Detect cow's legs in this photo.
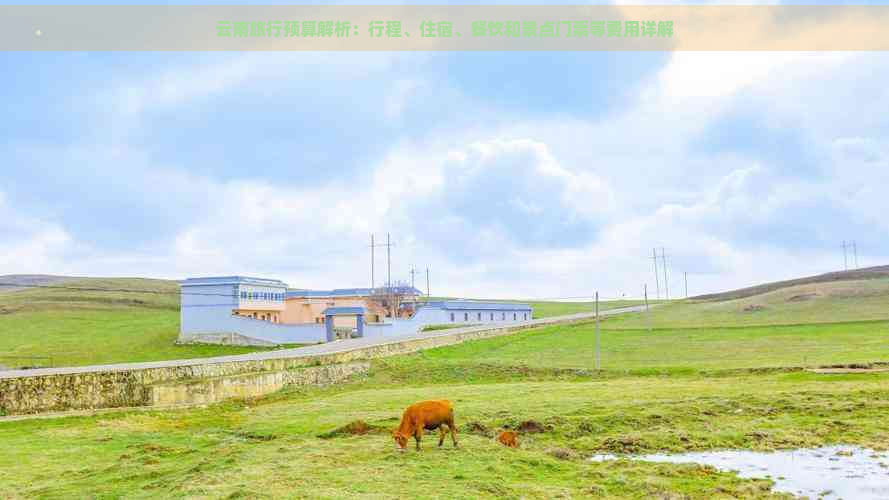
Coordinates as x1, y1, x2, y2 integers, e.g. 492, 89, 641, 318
438, 427, 447, 447
447, 420, 459, 448
414, 428, 423, 451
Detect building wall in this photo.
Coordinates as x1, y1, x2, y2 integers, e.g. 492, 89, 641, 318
282, 296, 387, 325
362, 304, 532, 338
442, 309, 531, 324
180, 282, 239, 336
179, 315, 326, 345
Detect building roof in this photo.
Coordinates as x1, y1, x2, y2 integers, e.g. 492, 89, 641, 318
287, 286, 423, 299
421, 300, 532, 311
180, 276, 288, 287
322, 306, 367, 316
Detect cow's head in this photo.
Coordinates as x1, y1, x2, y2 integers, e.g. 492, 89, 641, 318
392, 430, 408, 451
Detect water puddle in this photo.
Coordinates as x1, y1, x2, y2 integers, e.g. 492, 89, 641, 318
590, 445, 889, 499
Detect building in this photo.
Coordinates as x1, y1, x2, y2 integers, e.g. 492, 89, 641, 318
282, 286, 422, 325
179, 276, 323, 345
178, 276, 532, 346
415, 300, 533, 325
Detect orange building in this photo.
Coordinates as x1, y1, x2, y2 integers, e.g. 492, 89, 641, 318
282, 286, 422, 326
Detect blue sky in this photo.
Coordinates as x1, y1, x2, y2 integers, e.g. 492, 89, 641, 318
3, 4, 889, 299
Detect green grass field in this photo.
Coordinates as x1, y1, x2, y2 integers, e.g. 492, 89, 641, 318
527, 299, 645, 319
401, 319, 889, 372
3, 273, 889, 497
0, 278, 282, 368
1, 339, 887, 498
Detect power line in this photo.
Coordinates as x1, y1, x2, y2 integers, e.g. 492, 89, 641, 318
652, 248, 660, 299
661, 247, 669, 301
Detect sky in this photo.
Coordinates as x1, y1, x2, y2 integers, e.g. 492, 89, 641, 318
2, 2, 889, 300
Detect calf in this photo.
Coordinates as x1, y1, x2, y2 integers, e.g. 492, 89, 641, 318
393, 400, 458, 451
497, 430, 519, 448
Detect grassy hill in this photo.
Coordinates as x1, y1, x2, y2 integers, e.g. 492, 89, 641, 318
0, 276, 270, 368
606, 276, 889, 330
692, 265, 889, 301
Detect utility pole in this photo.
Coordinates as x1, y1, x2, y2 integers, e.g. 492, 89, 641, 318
652, 248, 660, 299
370, 233, 396, 315
370, 234, 391, 290
426, 267, 430, 299
387, 233, 392, 289
644, 284, 651, 334
853, 241, 859, 269
842, 240, 848, 271
661, 247, 669, 301
409, 265, 416, 289
684, 271, 689, 299
594, 291, 600, 370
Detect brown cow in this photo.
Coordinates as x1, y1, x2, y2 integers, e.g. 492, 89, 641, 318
393, 400, 458, 451
497, 430, 518, 448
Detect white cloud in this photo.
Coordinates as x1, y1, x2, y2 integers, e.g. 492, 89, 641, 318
8, 48, 889, 300
0, 192, 75, 275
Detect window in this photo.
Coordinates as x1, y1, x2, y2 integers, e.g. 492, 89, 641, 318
490, 313, 494, 321
240, 291, 246, 299
513, 313, 517, 320
502, 312, 506, 320
450, 312, 455, 322
464, 312, 469, 321
477, 312, 482, 321
524, 313, 528, 320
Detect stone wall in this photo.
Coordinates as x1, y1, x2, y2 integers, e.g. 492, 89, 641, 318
148, 362, 369, 407
0, 361, 369, 415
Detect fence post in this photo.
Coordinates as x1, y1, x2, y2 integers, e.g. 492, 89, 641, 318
595, 291, 600, 371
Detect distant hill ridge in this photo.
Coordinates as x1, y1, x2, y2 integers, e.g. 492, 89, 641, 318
693, 265, 889, 302
0, 274, 76, 293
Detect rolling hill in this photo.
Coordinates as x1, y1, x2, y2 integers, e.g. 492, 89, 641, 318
691, 265, 889, 302
607, 269, 889, 329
